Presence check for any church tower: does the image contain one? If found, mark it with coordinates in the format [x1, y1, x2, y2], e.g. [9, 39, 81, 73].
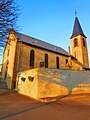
[70, 17, 89, 67]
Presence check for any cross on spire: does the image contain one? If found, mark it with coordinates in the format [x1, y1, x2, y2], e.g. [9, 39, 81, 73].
[75, 10, 77, 17]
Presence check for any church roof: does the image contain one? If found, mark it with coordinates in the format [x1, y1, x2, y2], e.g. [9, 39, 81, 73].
[16, 32, 68, 56]
[70, 17, 86, 39]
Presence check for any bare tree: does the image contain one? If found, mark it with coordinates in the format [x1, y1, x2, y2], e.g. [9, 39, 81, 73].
[0, 0, 19, 48]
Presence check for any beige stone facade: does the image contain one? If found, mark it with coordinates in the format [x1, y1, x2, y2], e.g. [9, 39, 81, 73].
[1, 29, 89, 89]
[71, 35, 89, 67]
[14, 42, 68, 72]
[16, 68, 90, 101]
[1, 16, 90, 98]
[70, 17, 89, 67]
[1, 31, 18, 88]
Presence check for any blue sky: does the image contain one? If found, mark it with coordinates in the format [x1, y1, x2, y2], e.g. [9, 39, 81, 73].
[0, 0, 90, 64]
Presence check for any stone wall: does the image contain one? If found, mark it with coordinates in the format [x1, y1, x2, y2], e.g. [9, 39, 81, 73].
[71, 35, 89, 67]
[2, 32, 84, 90]
[1, 33, 17, 89]
[16, 69, 38, 99]
[15, 43, 71, 72]
[17, 68, 90, 101]
[38, 68, 90, 99]
[14, 42, 84, 73]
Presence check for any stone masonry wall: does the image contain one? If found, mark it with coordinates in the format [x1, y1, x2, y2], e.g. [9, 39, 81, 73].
[71, 35, 89, 67]
[17, 68, 90, 101]
[38, 68, 90, 99]
[17, 69, 38, 99]
[1, 33, 17, 89]
[16, 43, 69, 72]
[14, 42, 83, 74]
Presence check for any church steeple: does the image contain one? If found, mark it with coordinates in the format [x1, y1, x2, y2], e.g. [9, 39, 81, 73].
[70, 17, 89, 67]
[70, 17, 86, 39]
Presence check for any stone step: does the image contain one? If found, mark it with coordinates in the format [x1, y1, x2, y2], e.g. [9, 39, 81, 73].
[0, 80, 15, 95]
[0, 89, 13, 94]
[0, 80, 8, 89]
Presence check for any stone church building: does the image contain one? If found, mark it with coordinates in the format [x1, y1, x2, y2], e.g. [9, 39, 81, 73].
[1, 17, 90, 100]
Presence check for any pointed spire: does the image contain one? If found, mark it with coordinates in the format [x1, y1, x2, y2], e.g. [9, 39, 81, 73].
[70, 17, 86, 39]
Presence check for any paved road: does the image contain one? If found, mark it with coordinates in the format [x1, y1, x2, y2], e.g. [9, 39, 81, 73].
[0, 92, 90, 120]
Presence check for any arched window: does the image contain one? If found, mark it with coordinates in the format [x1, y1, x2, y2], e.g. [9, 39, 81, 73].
[56, 57, 59, 69]
[66, 59, 68, 64]
[82, 38, 86, 46]
[74, 38, 78, 47]
[45, 53, 48, 68]
[30, 50, 34, 68]
[7, 49, 10, 57]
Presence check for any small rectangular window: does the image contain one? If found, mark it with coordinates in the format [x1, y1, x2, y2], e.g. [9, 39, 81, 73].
[40, 62, 44, 67]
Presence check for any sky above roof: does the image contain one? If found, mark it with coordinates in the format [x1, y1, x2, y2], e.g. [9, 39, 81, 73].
[0, 0, 90, 64]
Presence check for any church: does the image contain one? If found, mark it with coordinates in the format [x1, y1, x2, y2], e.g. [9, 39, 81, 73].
[1, 17, 90, 100]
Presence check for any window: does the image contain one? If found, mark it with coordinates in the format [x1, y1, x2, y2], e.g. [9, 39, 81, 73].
[56, 57, 59, 69]
[66, 59, 68, 64]
[45, 53, 48, 68]
[40, 62, 44, 67]
[7, 49, 10, 57]
[74, 38, 78, 47]
[82, 38, 86, 46]
[30, 50, 34, 68]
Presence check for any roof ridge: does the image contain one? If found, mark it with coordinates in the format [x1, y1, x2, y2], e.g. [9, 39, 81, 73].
[15, 32, 68, 56]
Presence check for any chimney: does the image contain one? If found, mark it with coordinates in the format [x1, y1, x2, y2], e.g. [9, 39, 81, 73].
[68, 46, 71, 55]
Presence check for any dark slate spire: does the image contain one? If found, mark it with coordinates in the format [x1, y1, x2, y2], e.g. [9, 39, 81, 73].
[70, 17, 87, 38]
